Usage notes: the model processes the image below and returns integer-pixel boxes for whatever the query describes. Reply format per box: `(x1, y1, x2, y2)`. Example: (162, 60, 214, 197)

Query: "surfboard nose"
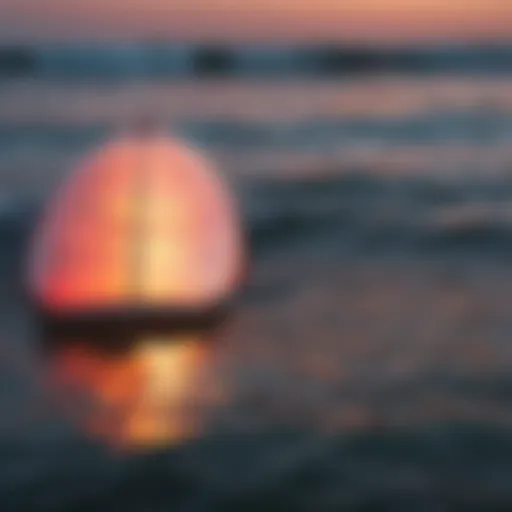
(26, 131, 246, 337)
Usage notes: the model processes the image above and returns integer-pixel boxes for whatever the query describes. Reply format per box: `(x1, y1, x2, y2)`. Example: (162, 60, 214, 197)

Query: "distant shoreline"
(1, 43, 512, 79)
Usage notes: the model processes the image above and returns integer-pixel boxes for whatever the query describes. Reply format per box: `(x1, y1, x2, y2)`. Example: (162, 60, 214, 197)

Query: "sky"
(1, 0, 511, 43)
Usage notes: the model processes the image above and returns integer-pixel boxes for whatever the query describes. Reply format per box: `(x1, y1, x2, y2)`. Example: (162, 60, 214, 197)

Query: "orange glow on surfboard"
(27, 130, 244, 320)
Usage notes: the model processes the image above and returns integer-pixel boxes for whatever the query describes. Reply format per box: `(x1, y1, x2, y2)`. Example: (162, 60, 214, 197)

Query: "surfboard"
(26, 130, 245, 337)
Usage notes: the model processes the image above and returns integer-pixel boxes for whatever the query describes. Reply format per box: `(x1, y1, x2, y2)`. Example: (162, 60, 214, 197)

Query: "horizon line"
(2, 37, 512, 48)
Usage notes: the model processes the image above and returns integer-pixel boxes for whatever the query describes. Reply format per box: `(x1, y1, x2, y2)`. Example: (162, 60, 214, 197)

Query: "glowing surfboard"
(27, 129, 245, 336)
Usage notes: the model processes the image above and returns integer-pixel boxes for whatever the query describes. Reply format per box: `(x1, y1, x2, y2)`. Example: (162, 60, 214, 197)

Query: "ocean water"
(1, 72, 512, 510)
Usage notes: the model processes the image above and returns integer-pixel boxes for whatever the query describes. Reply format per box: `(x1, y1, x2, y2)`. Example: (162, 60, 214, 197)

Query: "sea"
(1, 44, 512, 510)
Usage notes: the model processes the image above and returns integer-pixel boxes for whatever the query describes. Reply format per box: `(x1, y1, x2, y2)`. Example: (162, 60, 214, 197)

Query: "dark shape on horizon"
(0, 46, 37, 77)
(310, 46, 387, 74)
(305, 46, 432, 75)
(192, 46, 235, 76)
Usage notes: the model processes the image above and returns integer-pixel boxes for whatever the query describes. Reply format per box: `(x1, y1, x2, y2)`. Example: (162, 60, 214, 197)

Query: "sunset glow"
(47, 336, 211, 449)
(1, 0, 511, 43)
(29, 133, 243, 314)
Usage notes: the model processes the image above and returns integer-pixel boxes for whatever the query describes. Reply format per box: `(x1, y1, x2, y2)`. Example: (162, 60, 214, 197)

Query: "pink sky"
(1, 0, 511, 43)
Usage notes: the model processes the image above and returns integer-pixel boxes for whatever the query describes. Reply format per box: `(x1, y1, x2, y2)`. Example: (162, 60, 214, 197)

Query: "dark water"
(1, 74, 512, 510)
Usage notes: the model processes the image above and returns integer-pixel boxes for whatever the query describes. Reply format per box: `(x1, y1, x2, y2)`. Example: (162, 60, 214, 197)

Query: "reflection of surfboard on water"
(26, 128, 245, 339)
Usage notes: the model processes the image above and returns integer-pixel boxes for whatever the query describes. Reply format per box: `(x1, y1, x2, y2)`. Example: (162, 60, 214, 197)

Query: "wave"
(244, 174, 512, 258)
(4, 173, 512, 275)
(1, 423, 512, 511)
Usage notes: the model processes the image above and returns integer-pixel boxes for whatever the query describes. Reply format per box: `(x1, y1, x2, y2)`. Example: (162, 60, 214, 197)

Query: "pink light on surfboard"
(27, 128, 245, 331)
